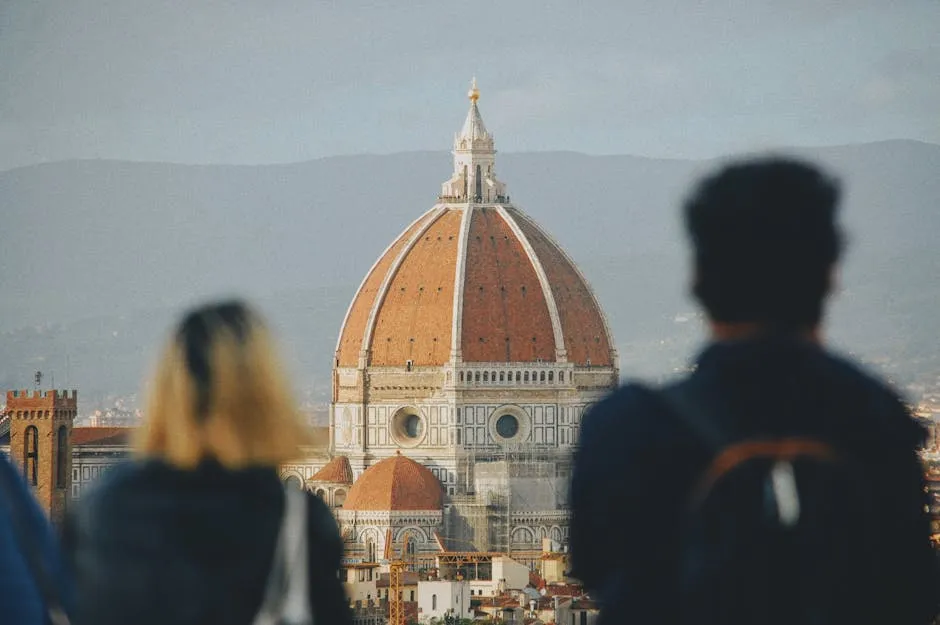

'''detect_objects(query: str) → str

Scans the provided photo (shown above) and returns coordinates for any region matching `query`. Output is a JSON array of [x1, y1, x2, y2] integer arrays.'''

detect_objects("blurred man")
[[570, 158, 939, 625]]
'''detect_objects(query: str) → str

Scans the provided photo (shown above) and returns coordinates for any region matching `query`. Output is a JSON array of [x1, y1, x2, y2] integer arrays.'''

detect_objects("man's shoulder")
[[582, 381, 680, 446], [820, 348, 924, 445], [587, 381, 662, 420]]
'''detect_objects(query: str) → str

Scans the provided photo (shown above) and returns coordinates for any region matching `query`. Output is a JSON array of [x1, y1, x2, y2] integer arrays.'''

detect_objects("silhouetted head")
[[684, 158, 842, 331], [137, 299, 310, 469]]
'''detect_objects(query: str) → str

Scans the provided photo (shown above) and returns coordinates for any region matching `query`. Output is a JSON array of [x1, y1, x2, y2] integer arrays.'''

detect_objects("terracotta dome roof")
[[342, 453, 442, 512], [309, 455, 353, 485], [335, 205, 614, 368]]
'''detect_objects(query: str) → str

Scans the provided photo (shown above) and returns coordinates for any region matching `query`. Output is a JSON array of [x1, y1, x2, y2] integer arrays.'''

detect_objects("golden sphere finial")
[[468, 77, 480, 103]]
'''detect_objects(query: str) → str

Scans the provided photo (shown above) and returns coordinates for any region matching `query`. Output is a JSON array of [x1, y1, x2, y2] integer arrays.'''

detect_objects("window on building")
[[524, 372, 529, 382], [459, 372, 464, 382], [432, 594, 437, 611], [55, 425, 68, 489], [366, 539, 376, 563], [548, 371, 554, 383], [334, 489, 347, 508], [483, 372, 488, 382], [410, 591, 415, 602], [540, 371, 546, 382], [24, 426, 39, 486]]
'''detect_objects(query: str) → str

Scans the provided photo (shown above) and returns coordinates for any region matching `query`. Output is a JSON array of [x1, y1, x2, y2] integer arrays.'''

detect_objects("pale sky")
[[1, 0, 938, 171]]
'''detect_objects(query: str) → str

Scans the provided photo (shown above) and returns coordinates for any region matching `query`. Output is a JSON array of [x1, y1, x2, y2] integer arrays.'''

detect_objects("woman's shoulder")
[[303, 490, 340, 536]]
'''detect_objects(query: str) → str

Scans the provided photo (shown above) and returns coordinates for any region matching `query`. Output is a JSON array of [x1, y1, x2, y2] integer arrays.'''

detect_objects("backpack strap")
[[253, 485, 313, 625], [659, 380, 838, 509], [0, 463, 71, 625], [280, 487, 312, 624]]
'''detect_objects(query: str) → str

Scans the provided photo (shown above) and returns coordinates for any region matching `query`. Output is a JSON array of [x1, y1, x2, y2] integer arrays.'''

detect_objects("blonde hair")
[[136, 300, 311, 469]]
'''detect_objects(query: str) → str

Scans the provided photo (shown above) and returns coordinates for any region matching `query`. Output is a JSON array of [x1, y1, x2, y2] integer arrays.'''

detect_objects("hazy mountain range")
[[1, 140, 938, 410]]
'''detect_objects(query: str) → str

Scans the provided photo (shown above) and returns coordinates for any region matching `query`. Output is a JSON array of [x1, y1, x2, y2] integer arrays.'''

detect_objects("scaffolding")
[[448, 444, 571, 553]]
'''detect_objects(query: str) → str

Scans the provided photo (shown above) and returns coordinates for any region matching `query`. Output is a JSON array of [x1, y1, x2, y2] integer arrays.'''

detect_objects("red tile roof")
[[335, 204, 616, 368], [309, 455, 353, 484], [343, 453, 442, 512], [72, 427, 134, 447], [461, 207, 556, 362]]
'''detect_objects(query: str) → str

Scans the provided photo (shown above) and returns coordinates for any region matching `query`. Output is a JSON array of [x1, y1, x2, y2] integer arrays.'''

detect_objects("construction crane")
[[388, 558, 406, 625], [387, 535, 415, 625]]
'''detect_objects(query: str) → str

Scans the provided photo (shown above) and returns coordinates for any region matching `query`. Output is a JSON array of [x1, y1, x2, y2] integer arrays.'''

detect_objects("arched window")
[[55, 426, 68, 489], [540, 371, 546, 383], [483, 372, 489, 382], [491, 371, 496, 382], [524, 371, 529, 382], [366, 538, 376, 563], [548, 371, 554, 383], [315, 488, 325, 499], [499, 372, 504, 382], [284, 475, 302, 490], [459, 372, 464, 382], [405, 536, 416, 556], [334, 488, 347, 508], [462, 165, 468, 197], [474, 372, 480, 383], [515, 371, 521, 382], [24, 426, 39, 486], [559, 371, 565, 383], [475, 165, 482, 199]]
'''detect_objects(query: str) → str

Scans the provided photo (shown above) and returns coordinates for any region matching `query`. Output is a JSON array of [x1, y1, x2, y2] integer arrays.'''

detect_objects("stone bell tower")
[[5, 389, 76, 527]]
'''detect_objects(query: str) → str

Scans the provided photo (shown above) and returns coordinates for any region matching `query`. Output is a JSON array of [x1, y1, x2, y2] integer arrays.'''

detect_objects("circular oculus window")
[[391, 408, 426, 446], [495, 414, 520, 439]]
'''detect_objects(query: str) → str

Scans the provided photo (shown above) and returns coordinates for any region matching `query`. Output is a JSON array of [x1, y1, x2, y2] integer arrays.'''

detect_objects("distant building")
[[417, 580, 472, 622], [1, 389, 76, 526], [326, 79, 618, 558], [70, 427, 134, 501]]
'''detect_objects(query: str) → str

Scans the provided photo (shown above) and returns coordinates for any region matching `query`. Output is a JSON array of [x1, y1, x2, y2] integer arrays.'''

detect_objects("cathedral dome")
[[342, 453, 443, 512], [335, 83, 614, 370]]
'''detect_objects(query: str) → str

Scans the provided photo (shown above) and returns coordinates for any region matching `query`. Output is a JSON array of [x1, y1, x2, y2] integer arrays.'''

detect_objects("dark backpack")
[[661, 382, 880, 625]]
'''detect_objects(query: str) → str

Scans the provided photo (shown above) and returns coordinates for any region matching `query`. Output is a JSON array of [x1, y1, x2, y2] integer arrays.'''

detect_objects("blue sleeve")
[[0, 458, 73, 622]]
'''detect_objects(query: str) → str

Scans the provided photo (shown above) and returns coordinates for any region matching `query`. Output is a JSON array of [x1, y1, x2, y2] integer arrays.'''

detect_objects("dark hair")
[[684, 157, 842, 327], [176, 300, 253, 420]]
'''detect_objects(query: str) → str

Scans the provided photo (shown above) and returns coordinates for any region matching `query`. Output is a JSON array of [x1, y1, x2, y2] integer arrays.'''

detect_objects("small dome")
[[343, 453, 443, 512], [309, 455, 353, 485]]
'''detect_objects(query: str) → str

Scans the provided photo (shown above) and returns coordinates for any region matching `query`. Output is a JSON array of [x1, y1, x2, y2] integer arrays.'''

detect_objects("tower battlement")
[[7, 389, 78, 410]]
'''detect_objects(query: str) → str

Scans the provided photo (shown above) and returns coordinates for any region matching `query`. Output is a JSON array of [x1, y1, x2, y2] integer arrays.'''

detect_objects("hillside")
[[1, 140, 938, 409]]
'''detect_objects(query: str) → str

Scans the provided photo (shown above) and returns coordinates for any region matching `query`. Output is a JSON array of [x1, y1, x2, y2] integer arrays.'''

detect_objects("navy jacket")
[[0, 457, 72, 625], [65, 459, 352, 625], [570, 336, 939, 625]]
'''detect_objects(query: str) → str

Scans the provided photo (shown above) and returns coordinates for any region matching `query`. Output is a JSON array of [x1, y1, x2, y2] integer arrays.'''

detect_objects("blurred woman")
[[66, 300, 351, 625]]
